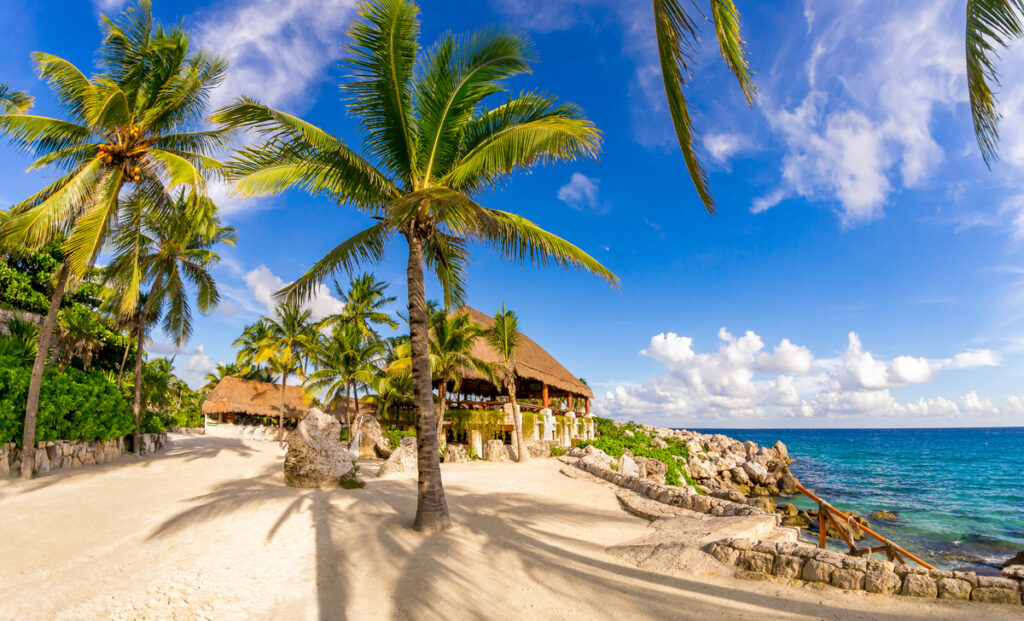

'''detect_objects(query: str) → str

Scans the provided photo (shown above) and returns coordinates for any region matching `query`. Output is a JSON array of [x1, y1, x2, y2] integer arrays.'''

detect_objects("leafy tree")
[[213, 0, 616, 531], [362, 369, 414, 421], [319, 272, 397, 340], [0, 1, 227, 477], [306, 323, 384, 434], [104, 191, 234, 451], [965, 1, 1024, 165], [485, 303, 528, 463]]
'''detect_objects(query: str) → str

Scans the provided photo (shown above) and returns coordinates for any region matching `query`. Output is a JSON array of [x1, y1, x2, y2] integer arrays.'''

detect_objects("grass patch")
[[549, 446, 567, 457]]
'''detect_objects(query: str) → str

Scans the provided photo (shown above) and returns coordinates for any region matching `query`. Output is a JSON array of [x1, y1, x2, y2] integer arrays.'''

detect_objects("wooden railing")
[[795, 483, 934, 569]]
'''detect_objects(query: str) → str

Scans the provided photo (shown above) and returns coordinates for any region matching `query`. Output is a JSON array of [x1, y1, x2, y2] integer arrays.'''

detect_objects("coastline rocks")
[[900, 574, 938, 598], [868, 510, 898, 520], [284, 408, 354, 488], [1001, 550, 1024, 568], [777, 474, 798, 494], [379, 437, 418, 477], [619, 454, 640, 478], [687, 456, 716, 480], [742, 461, 769, 485]]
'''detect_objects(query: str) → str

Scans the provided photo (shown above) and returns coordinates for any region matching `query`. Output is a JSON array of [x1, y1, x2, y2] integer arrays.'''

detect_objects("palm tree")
[[965, 2, 1024, 165], [392, 309, 492, 447], [258, 303, 313, 434], [320, 272, 398, 340], [486, 303, 529, 463], [104, 191, 235, 452], [202, 362, 240, 393], [233, 319, 271, 375], [0, 1, 227, 477], [53, 305, 104, 370], [362, 369, 414, 421], [214, 0, 616, 532], [306, 323, 384, 434], [0, 83, 33, 114], [650, 1, 756, 213]]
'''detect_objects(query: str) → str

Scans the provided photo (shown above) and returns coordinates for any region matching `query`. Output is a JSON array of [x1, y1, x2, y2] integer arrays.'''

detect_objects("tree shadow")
[[145, 465, 964, 621]]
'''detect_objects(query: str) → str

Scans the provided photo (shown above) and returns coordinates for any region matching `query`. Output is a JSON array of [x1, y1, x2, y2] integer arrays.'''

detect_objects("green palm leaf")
[[966, 0, 1024, 166]]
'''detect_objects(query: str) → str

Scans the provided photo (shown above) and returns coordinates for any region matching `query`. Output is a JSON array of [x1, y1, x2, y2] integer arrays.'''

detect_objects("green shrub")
[[549, 446, 567, 457], [0, 365, 133, 445], [384, 426, 416, 449], [579, 422, 699, 490]]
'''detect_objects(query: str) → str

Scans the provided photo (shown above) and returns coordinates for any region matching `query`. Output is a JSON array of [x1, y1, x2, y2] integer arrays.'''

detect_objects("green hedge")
[[0, 365, 134, 445]]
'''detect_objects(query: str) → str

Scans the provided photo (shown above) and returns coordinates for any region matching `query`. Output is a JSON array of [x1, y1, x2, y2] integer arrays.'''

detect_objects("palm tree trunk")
[[436, 375, 448, 452], [19, 263, 70, 478], [406, 232, 451, 532], [132, 275, 164, 455], [509, 379, 529, 463], [279, 372, 287, 438]]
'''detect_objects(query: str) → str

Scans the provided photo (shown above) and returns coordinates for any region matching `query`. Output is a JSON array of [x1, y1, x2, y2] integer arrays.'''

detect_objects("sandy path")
[[0, 434, 1018, 621]]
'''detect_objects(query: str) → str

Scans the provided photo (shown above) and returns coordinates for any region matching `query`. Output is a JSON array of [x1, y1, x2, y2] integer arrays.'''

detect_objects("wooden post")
[[542, 383, 549, 409], [567, 394, 574, 411], [818, 507, 827, 548], [585, 398, 590, 415]]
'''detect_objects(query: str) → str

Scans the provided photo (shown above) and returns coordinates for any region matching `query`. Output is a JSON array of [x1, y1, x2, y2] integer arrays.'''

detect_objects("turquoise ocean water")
[[695, 427, 1024, 572]]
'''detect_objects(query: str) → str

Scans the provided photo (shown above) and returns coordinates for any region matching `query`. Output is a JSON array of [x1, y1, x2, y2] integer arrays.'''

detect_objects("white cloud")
[[557, 172, 607, 213], [754, 0, 966, 225], [182, 345, 217, 385], [243, 264, 344, 321], [597, 327, 1019, 426], [704, 132, 750, 164], [93, 0, 127, 11], [197, 0, 359, 111]]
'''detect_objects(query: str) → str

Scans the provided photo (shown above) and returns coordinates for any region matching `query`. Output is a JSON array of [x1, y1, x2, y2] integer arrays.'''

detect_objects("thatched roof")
[[459, 306, 593, 398], [202, 376, 312, 418]]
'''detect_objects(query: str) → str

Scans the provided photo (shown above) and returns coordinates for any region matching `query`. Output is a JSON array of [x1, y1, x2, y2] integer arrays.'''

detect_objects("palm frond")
[[423, 232, 469, 310], [0, 114, 95, 156], [148, 148, 208, 190], [342, 0, 420, 182], [709, 0, 756, 106], [0, 159, 105, 247], [966, 0, 1024, 166], [653, 0, 715, 213], [0, 84, 34, 114], [30, 53, 92, 122], [63, 167, 125, 276]]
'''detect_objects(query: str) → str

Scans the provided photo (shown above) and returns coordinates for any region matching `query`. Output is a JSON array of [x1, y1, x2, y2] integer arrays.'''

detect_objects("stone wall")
[[0, 433, 168, 477], [566, 450, 1024, 607], [707, 538, 1024, 606]]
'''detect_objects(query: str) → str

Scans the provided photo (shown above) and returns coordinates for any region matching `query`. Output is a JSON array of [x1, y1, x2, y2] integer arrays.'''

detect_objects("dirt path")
[[0, 434, 1017, 620]]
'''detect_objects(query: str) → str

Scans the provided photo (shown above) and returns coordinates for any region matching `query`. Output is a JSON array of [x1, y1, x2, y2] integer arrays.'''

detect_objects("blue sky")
[[3, 0, 1024, 428]]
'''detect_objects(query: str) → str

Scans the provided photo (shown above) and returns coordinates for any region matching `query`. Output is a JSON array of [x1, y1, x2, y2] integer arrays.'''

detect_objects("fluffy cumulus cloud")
[[557, 172, 607, 213], [243, 265, 344, 321], [197, 0, 359, 111], [704, 133, 750, 165], [753, 0, 966, 225], [598, 327, 1018, 426]]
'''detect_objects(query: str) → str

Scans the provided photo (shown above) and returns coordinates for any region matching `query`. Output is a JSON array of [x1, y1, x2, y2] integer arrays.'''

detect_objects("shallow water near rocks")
[[693, 427, 1024, 573]]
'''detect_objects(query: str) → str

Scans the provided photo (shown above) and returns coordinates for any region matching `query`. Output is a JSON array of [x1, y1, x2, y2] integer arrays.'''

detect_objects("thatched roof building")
[[202, 376, 312, 421], [456, 306, 593, 412]]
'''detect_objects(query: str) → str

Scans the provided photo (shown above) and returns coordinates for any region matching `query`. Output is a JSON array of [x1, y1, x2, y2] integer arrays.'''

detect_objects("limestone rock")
[[777, 474, 798, 494], [772, 555, 804, 579], [864, 571, 902, 594], [801, 559, 835, 583], [622, 429, 634, 437], [687, 456, 716, 480], [773, 440, 789, 461], [484, 439, 510, 462], [868, 510, 898, 520], [526, 441, 551, 458], [742, 460, 769, 485], [651, 437, 668, 449], [746, 497, 774, 513], [936, 578, 972, 600], [619, 454, 640, 478], [1001, 550, 1024, 568], [284, 408, 355, 488], [831, 568, 866, 590], [737, 551, 773, 574], [900, 574, 937, 598], [1002, 565, 1024, 580], [379, 437, 418, 477], [971, 587, 1020, 604], [358, 416, 389, 458], [443, 443, 470, 463]]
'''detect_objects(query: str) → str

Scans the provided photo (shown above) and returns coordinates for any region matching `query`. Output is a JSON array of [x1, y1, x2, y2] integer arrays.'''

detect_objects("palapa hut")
[[202, 376, 313, 425], [453, 306, 593, 414]]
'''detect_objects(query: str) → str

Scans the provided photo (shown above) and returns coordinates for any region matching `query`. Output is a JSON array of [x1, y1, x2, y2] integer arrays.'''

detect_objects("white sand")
[[0, 434, 1018, 621]]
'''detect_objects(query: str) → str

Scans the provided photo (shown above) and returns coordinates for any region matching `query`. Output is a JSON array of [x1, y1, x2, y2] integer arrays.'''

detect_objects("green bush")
[[550, 446, 567, 457], [384, 426, 416, 449], [579, 421, 699, 490], [0, 365, 134, 445]]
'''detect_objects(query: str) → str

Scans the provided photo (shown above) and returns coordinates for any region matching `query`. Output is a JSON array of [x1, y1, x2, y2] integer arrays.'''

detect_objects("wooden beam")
[[585, 398, 590, 415], [567, 394, 574, 411], [542, 383, 549, 409]]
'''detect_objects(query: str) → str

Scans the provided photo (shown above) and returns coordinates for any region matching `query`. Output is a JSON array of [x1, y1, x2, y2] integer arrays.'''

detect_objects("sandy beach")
[[0, 434, 1018, 621]]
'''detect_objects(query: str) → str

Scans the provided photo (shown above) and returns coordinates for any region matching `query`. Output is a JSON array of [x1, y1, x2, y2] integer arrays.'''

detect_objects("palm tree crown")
[[0, 83, 34, 115]]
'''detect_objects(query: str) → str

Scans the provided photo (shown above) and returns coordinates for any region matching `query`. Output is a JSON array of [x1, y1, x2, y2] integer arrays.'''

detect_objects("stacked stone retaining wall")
[[0, 433, 168, 477]]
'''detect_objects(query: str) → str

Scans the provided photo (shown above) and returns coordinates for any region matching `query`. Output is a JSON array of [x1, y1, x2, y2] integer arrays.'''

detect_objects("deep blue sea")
[[695, 427, 1024, 573]]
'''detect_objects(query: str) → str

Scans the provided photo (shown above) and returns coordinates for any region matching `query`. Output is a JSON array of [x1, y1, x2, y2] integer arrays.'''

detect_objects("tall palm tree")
[[214, 0, 616, 532], [0, 83, 33, 114], [651, 1, 756, 213], [320, 272, 398, 340], [258, 303, 313, 434], [486, 303, 529, 463], [0, 1, 227, 477], [392, 309, 492, 447], [965, 1, 1024, 165], [233, 318, 272, 375], [306, 323, 384, 434], [104, 191, 235, 451]]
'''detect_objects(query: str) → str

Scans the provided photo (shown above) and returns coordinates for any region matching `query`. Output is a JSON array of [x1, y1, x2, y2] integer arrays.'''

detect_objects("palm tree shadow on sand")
[[144, 464, 944, 621]]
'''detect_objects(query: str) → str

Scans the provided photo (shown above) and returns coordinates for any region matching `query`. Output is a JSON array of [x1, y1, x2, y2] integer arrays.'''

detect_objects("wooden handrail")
[[795, 483, 934, 570]]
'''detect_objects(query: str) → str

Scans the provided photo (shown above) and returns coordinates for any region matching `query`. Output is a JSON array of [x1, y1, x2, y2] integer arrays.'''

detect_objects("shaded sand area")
[[0, 435, 1017, 620]]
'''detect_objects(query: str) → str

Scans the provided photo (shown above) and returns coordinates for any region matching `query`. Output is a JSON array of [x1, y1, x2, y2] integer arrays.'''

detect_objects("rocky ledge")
[[1, 433, 169, 477]]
